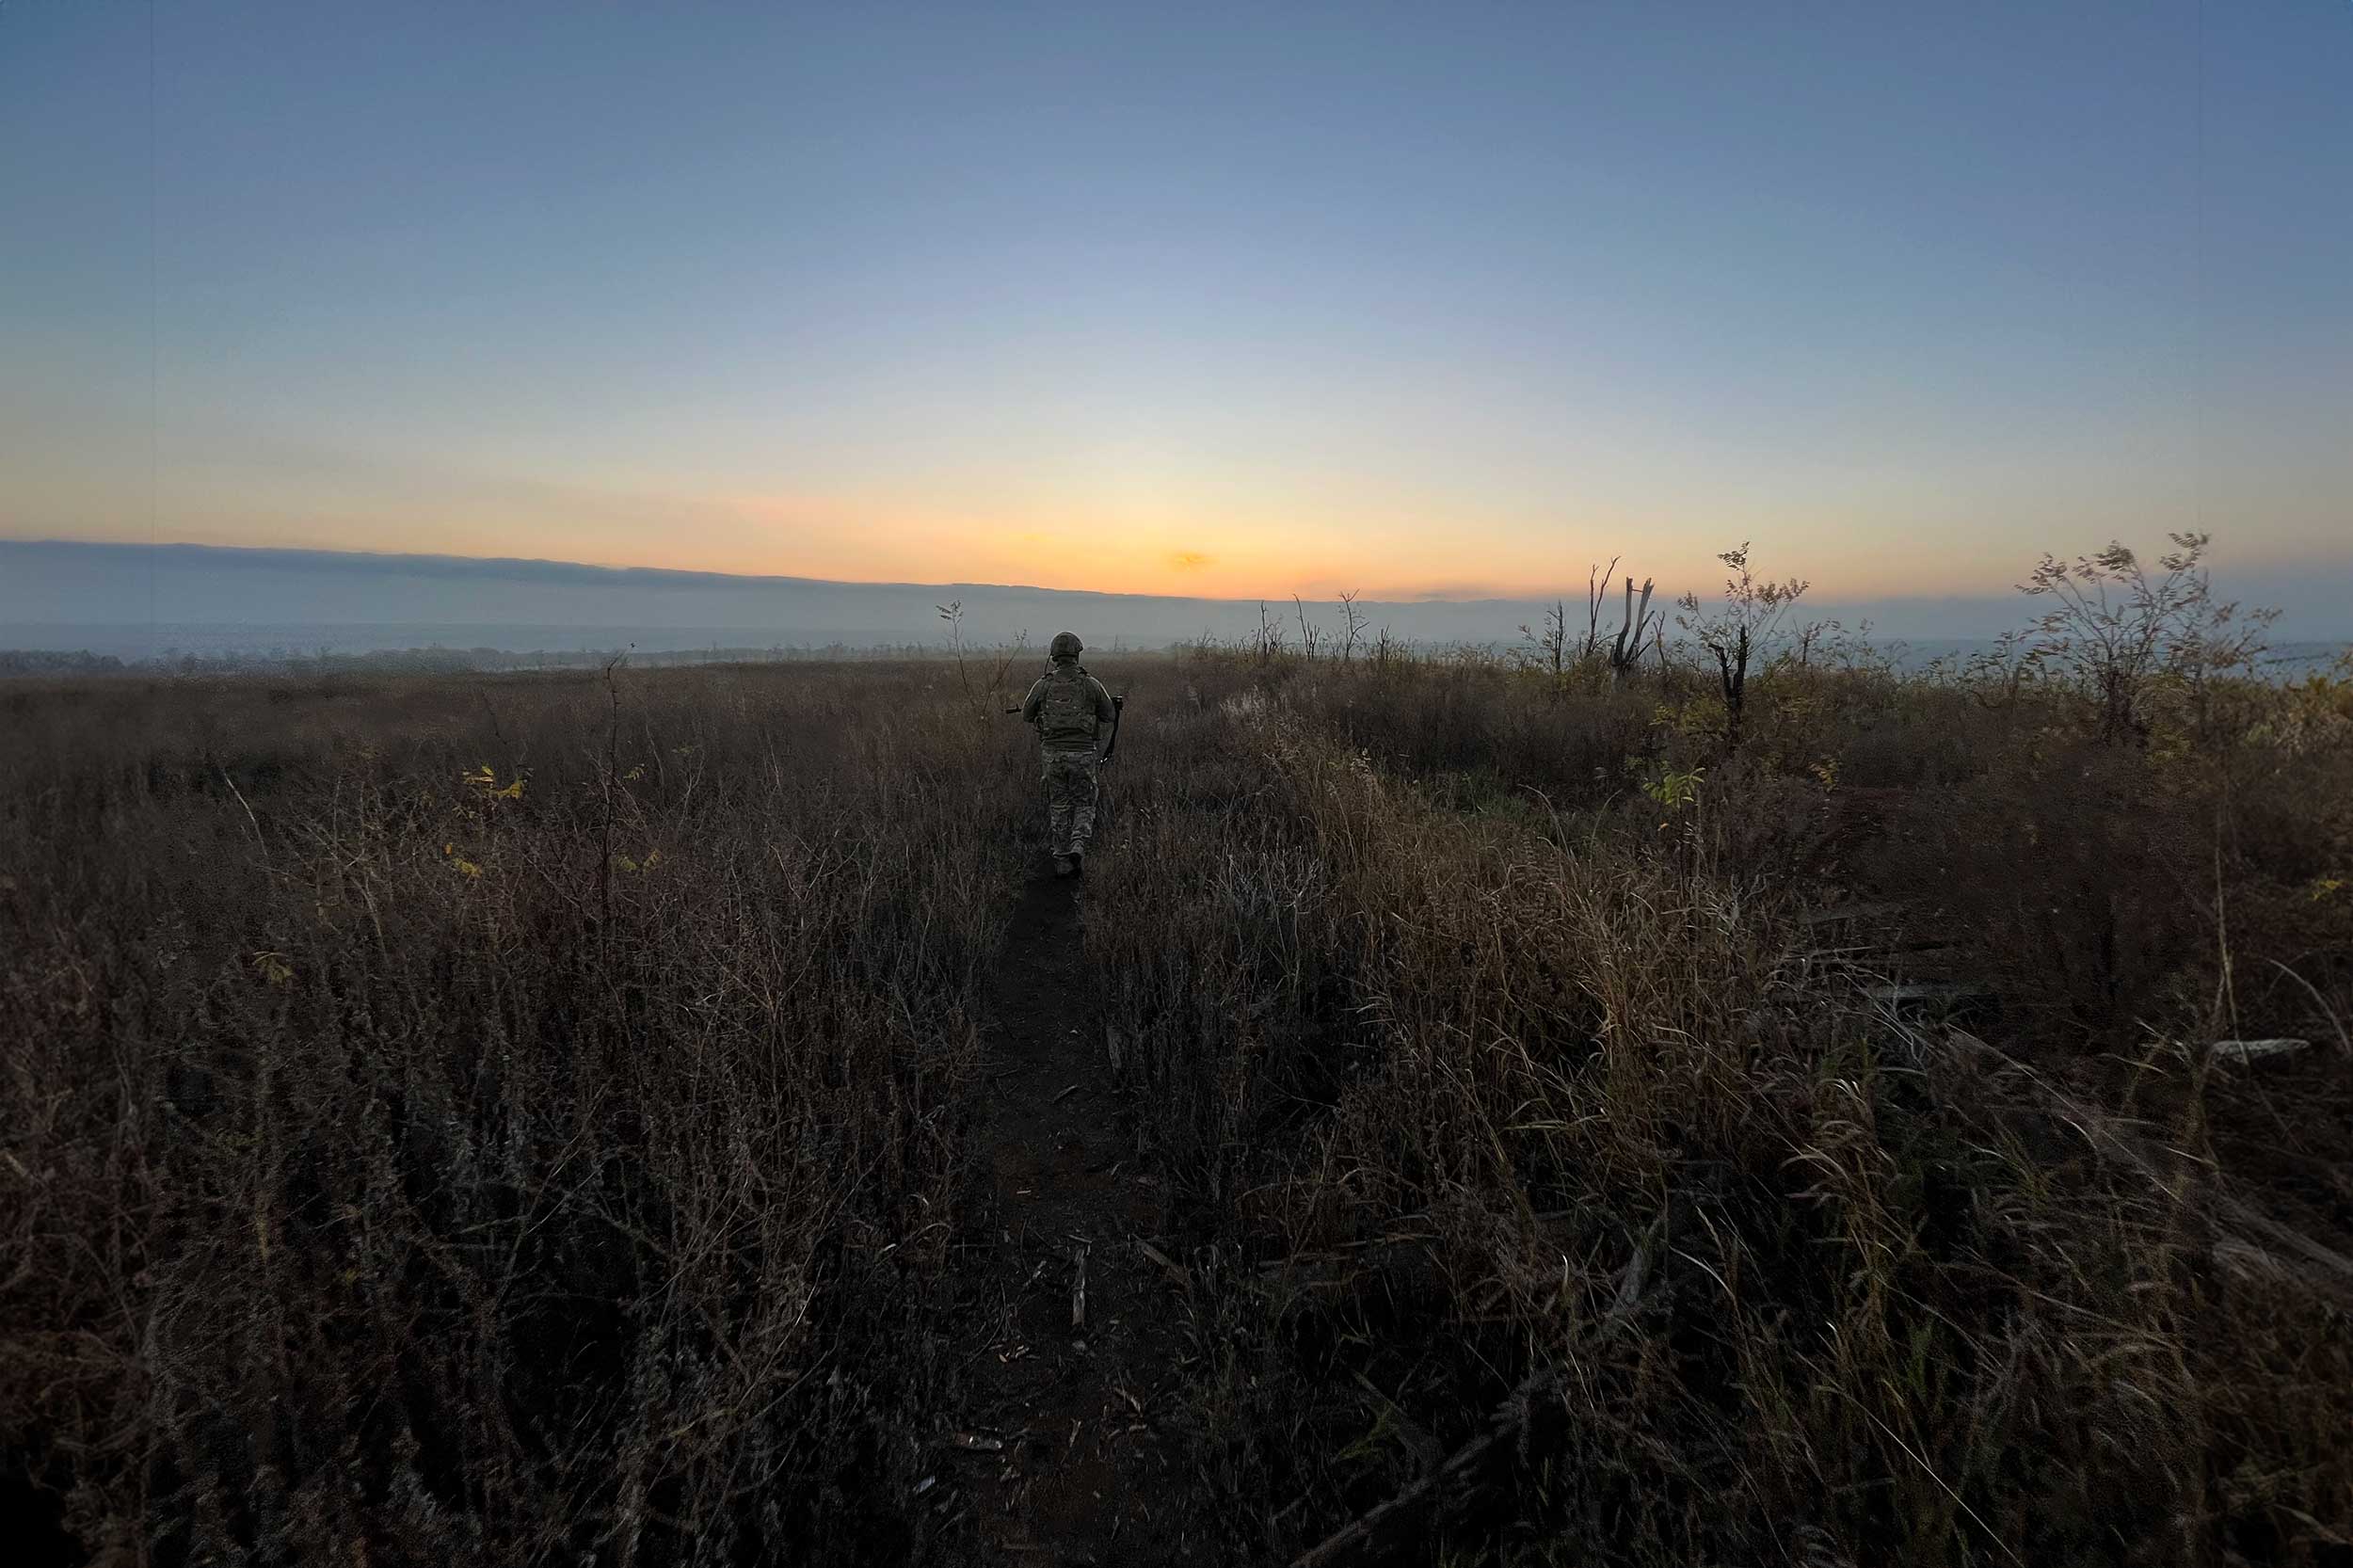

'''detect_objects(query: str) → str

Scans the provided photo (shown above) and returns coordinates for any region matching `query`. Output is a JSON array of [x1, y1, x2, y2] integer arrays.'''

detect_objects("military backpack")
[[1036, 665, 1100, 744]]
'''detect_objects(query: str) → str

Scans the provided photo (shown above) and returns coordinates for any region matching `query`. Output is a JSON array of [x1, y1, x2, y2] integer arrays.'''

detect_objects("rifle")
[[1100, 694, 1127, 764]]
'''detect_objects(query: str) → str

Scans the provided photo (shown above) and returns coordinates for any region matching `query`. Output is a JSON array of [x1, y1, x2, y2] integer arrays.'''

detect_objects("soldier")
[[1017, 632, 1117, 877]]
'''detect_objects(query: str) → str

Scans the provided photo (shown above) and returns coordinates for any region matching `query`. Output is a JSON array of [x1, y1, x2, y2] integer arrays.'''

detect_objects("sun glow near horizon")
[[12, 456, 2343, 610]]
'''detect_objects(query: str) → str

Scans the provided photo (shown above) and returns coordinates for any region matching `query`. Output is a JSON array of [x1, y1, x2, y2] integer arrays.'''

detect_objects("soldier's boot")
[[1051, 854, 1074, 878], [1067, 849, 1085, 878]]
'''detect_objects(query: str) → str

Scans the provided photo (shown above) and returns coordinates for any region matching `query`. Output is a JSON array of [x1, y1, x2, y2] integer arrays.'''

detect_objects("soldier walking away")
[[1016, 632, 1119, 878]]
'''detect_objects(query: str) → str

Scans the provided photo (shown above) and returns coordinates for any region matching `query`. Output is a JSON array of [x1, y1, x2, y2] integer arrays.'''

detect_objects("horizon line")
[[1, 535, 2105, 612]]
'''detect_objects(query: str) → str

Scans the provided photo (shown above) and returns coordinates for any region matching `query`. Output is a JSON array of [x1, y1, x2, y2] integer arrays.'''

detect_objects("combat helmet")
[[1048, 631, 1083, 661]]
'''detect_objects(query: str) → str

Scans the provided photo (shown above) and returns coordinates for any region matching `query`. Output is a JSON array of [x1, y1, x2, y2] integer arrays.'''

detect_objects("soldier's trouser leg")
[[1064, 757, 1099, 854], [1044, 752, 1099, 856], [1044, 761, 1073, 856]]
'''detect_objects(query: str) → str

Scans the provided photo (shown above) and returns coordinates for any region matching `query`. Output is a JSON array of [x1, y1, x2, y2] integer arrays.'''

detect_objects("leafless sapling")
[[1676, 543, 1807, 748]]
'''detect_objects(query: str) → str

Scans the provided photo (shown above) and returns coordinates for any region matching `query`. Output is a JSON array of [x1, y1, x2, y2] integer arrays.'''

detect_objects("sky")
[[3, 0, 2347, 611]]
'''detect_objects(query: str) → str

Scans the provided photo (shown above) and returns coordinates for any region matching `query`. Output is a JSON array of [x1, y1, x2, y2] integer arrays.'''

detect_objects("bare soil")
[[940, 867, 1213, 1564]]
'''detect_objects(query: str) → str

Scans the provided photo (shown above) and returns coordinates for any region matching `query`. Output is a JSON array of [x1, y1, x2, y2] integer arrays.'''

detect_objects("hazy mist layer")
[[6, 541, 2345, 659]]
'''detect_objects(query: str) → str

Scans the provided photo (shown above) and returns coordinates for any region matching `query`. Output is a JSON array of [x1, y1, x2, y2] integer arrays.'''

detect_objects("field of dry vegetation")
[[5, 569, 2352, 1564]]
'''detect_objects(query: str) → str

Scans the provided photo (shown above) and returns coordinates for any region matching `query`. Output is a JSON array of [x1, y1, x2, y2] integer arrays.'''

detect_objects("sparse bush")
[[2019, 530, 2277, 745]]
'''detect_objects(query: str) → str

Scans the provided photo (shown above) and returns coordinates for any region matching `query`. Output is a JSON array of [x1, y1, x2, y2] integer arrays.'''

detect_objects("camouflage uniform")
[[1019, 633, 1116, 870]]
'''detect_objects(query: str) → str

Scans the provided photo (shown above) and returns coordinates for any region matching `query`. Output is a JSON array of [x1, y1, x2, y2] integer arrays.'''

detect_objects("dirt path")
[[941, 868, 1208, 1565]]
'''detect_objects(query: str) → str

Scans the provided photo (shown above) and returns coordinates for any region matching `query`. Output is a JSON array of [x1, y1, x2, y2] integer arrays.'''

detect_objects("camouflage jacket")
[[1019, 661, 1115, 753]]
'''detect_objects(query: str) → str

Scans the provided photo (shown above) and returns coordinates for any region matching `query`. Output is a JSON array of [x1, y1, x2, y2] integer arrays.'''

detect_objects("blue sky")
[[3, 0, 2346, 607]]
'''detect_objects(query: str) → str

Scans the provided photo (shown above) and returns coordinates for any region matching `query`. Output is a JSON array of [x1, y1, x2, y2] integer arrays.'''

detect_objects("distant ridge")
[[1, 537, 1216, 600], [4, 539, 2347, 651]]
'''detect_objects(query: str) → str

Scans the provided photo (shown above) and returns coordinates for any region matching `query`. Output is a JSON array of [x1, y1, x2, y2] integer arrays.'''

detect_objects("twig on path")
[[1071, 1242, 1089, 1329], [1135, 1238, 1192, 1294], [1051, 1081, 1081, 1103], [1289, 1366, 1561, 1568], [1287, 1241, 1652, 1567]]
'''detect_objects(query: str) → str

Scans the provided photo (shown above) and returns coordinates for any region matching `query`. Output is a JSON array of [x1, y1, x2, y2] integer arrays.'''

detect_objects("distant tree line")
[[0, 640, 1155, 680], [0, 649, 129, 677]]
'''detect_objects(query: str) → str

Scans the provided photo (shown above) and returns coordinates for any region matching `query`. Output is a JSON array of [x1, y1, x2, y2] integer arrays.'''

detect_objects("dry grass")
[[1091, 649, 2353, 1564], [6, 645, 2351, 1565], [1, 663, 1032, 1564]]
